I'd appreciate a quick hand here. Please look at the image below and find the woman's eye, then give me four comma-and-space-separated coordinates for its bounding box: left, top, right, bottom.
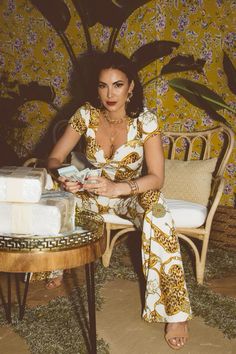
114, 83, 123, 88
98, 83, 106, 89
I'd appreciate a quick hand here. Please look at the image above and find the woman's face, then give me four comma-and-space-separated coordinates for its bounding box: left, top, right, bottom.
98, 68, 134, 114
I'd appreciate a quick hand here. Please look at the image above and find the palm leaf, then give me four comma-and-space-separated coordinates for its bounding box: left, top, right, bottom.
131, 41, 180, 71
169, 78, 236, 114
73, 0, 149, 28
194, 95, 232, 129
161, 55, 206, 75
223, 51, 236, 96
30, 0, 71, 33
19, 83, 55, 103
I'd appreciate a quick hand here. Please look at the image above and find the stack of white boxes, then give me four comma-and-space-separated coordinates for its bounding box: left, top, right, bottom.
0, 166, 75, 236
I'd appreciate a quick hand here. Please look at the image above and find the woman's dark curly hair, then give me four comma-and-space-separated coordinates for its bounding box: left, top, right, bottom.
91, 51, 144, 118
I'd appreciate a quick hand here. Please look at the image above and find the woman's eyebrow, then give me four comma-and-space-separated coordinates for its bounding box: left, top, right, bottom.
98, 80, 125, 84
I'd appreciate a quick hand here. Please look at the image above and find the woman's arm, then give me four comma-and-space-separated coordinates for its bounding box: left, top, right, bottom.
115, 134, 164, 196
47, 125, 82, 169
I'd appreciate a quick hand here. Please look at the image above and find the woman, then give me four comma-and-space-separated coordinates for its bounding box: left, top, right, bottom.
48, 52, 191, 350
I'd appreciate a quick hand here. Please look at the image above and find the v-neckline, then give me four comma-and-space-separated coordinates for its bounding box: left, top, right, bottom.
92, 110, 133, 161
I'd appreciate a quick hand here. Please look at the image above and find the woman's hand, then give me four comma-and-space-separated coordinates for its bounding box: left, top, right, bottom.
58, 176, 83, 194
83, 176, 119, 198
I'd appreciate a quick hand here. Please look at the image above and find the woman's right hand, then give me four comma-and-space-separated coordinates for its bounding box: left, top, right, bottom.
58, 176, 83, 194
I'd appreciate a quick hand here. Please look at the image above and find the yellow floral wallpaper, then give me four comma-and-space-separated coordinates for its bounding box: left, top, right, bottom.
0, 0, 235, 206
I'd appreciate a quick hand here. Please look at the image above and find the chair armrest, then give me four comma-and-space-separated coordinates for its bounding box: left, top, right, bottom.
205, 177, 225, 232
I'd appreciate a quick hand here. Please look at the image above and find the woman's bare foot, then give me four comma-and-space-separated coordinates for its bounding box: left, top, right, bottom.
165, 321, 188, 350
45, 276, 63, 290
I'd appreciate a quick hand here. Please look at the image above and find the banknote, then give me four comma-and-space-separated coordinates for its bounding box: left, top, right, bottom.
58, 165, 101, 184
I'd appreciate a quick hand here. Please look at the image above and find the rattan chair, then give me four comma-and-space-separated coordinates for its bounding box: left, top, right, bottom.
25, 122, 234, 284
101, 124, 234, 285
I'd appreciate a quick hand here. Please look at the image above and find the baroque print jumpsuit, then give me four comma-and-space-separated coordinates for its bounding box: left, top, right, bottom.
69, 103, 192, 323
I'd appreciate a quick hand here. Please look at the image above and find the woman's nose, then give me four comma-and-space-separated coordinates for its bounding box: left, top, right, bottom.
107, 87, 113, 98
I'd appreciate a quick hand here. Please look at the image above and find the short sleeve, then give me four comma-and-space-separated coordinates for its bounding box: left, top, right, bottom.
68, 104, 89, 135
139, 109, 161, 143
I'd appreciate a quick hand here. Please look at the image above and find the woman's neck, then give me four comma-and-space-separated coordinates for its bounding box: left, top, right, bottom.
105, 108, 126, 121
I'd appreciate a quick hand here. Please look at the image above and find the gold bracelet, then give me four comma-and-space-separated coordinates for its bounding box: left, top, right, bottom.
125, 180, 139, 195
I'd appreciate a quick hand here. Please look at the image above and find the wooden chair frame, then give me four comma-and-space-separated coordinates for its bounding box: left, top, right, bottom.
25, 122, 234, 284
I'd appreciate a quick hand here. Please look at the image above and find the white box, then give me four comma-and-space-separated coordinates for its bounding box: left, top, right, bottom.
0, 191, 75, 236
0, 166, 47, 203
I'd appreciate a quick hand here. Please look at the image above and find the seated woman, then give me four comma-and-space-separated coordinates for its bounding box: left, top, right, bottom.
47, 51, 191, 350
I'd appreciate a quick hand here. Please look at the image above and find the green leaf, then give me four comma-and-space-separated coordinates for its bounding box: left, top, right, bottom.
131, 40, 180, 71
161, 55, 206, 75
169, 78, 236, 114
223, 51, 236, 96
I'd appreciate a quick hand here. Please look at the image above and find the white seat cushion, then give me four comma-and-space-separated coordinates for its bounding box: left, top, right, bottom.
102, 199, 207, 229
166, 199, 207, 228
102, 213, 133, 226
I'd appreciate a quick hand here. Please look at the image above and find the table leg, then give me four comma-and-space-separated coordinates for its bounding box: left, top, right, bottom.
17, 272, 31, 320
85, 262, 97, 354
1, 273, 30, 323
7, 273, 12, 323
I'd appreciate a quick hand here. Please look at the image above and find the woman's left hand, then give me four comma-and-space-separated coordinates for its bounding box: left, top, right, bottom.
83, 176, 118, 198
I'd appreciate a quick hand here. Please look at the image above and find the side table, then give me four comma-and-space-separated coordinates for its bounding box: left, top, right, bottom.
0, 209, 105, 354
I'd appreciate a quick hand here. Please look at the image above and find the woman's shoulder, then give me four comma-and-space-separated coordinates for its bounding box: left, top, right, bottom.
75, 102, 97, 115
137, 107, 157, 122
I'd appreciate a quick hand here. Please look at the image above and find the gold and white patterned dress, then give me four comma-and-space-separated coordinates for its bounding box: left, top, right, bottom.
69, 102, 192, 323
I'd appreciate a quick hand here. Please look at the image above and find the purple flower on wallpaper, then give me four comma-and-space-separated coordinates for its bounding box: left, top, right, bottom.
52, 76, 63, 88
126, 30, 135, 40
0, 54, 5, 67
178, 15, 189, 32
14, 38, 23, 51
14, 60, 22, 73
3, 0, 16, 16
120, 23, 128, 38
42, 48, 48, 56
174, 93, 181, 102
157, 80, 168, 96
76, 21, 82, 30
18, 112, 27, 123
202, 115, 213, 126
171, 30, 178, 39
175, 147, 182, 154
202, 49, 213, 63
162, 136, 170, 145
53, 96, 62, 107
184, 118, 196, 131
224, 32, 236, 48
156, 15, 166, 31
47, 38, 55, 51
224, 183, 233, 195
216, 0, 223, 7
189, 5, 197, 13
226, 163, 236, 177
217, 68, 224, 77
101, 28, 111, 42
28, 31, 37, 45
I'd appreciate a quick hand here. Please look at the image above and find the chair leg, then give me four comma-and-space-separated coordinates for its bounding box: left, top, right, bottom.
196, 235, 210, 285
102, 225, 112, 267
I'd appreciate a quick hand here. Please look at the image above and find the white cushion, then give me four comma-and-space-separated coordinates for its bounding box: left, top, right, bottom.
102, 199, 207, 229
166, 199, 207, 228
102, 213, 133, 226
